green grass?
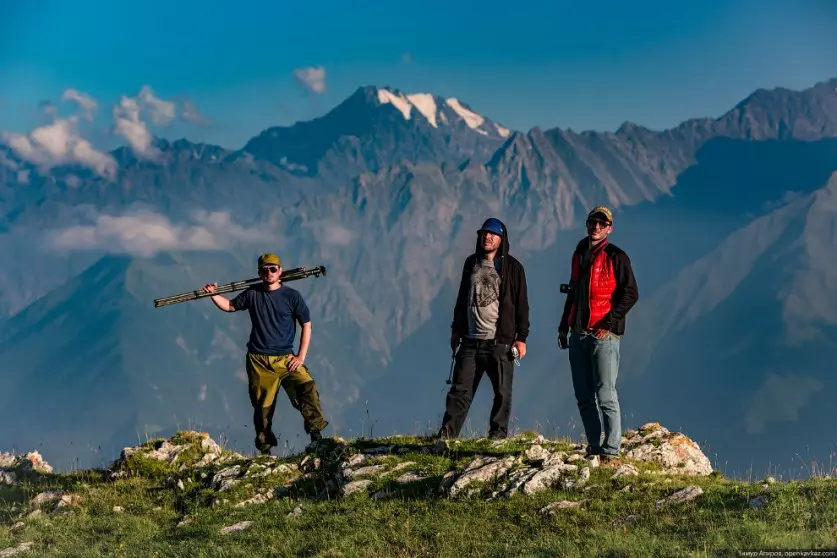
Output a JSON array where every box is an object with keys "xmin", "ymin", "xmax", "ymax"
[{"xmin": 1, "ymin": 431, "xmax": 836, "ymax": 557}]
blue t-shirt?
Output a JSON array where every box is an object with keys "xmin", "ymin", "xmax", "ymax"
[{"xmin": 231, "ymin": 284, "xmax": 311, "ymax": 356}]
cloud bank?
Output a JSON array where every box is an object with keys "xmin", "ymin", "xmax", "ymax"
[
  {"xmin": 2, "ymin": 85, "xmax": 210, "ymax": 176},
  {"xmin": 44, "ymin": 208, "xmax": 269, "ymax": 257},
  {"xmin": 1, "ymin": 115, "xmax": 118, "ymax": 178}
]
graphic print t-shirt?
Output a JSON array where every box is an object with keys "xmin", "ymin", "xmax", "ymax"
[
  {"xmin": 466, "ymin": 258, "xmax": 501, "ymax": 340},
  {"xmin": 231, "ymin": 285, "xmax": 311, "ymax": 356}
]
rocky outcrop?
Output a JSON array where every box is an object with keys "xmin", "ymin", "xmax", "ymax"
[
  {"xmin": 622, "ymin": 422, "xmax": 714, "ymax": 476},
  {"xmin": 5, "ymin": 423, "xmax": 715, "ymax": 520}
]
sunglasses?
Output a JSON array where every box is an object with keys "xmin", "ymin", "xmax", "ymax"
[
  {"xmin": 586, "ymin": 219, "xmax": 611, "ymax": 229},
  {"xmin": 260, "ymin": 266, "xmax": 279, "ymax": 273}
]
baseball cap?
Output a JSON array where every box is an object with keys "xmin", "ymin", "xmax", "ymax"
[
  {"xmin": 478, "ymin": 217, "xmax": 505, "ymax": 237},
  {"xmin": 587, "ymin": 206, "xmax": 613, "ymax": 224},
  {"xmin": 257, "ymin": 253, "xmax": 281, "ymax": 268}
]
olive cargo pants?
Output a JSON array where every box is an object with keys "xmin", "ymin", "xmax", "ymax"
[{"xmin": 245, "ymin": 352, "xmax": 328, "ymax": 450}]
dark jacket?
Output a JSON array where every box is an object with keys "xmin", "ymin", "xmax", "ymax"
[
  {"xmin": 559, "ymin": 237, "xmax": 639, "ymax": 336},
  {"xmin": 451, "ymin": 219, "xmax": 530, "ymax": 344}
]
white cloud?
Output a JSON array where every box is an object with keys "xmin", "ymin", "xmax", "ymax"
[
  {"xmin": 1, "ymin": 116, "xmax": 117, "ymax": 178},
  {"xmin": 293, "ymin": 66, "xmax": 327, "ymax": 94},
  {"xmin": 113, "ymin": 96, "xmax": 158, "ymax": 160},
  {"xmin": 744, "ymin": 372, "xmax": 823, "ymax": 435},
  {"xmin": 43, "ymin": 208, "xmax": 269, "ymax": 257},
  {"xmin": 138, "ymin": 85, "xmax": 175, "ymax": 126},
  {"xmin": 319, "ymin": 223, "xmax": 356, "ymax": 246},
  {"xmin": 61, "ymin": 88, "xmax": 98, "ymax": 121},
  {"xmin": 112, "ymin": 85, "xmax": 179, "ymax": 159},
  {"xmin": 180, "ymin": 99, "xmax": 210, "ymax": 126}
]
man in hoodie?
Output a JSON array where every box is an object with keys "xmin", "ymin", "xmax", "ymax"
[
  {"xmin": 438, "ymin": 217, "xmax": 530, "ymax": 439},
  {"xmin": 557, "ymin": 206, "xmax": 639, "ymax": 465}
]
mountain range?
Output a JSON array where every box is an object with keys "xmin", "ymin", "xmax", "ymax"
[{"xmin": 1, "ymin": 78, "xmax": 836, "ymax": 477}]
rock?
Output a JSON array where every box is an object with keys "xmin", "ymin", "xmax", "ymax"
[
  {"xmin": 540, "ymin": 500, "xmax": 584, "ymax": 515},
  {"xmin": 388, "ymin": 461, "xmax": 416, "ymax": 474},
  {"xmin": 220, "ymin": 521, "xmax": 253, "ymax": 534},
  {"xmin": 396, "ymin": 472, "xmax": 427, "ymax": 484},
  {"xmin": 0, "ymin": 542, "xmax": 34, "ymax": 557},
  {"xmin": 344, "ymin": 464, "xmax": 387, "ymax": 479},
  {"xmin": 212, "ymin": 465, "xmax": 242, "ymax": 491},
  {"xmin": 522, "ymin": 463, "xmax": 578, "ymax": 496},
  {"xmin": 497, "ymin": 467, "xmax": 539, "ymax": 497},
  {"xmin": 0, "ymin": 470, "xmax": 15, "ymax": 484},
  {"xmin": 448, "ymin": 456, "xmax": 517, "ymax": 497},
  {"xmin": 9, "ymin": 522, "xmax": 24, "ymax": 532},
  {"xmin": 611, "ymin": 464, "xmax": 640, "ymax": 479},
  {"xmin": 364, "ymin": 446, "xmax": 394, "ymax": 456},
  {"xmin": 562, "ymin": 467, "xmax": 591, "ymax": 490},
  {"xmin": 343, "ymin": 454, "xmax": 367, "ymax": 468},
  {"xmin": 287, "ymin": 506, "xmax": 303, "ymax": 518},
  {"xmin": 656, "ymin": 485, "xmax": 704, "ymax": 508},
  {"xmin": 31, "ymin": 491, "xmax": 62, "ymax": 506},
  {"xmin": 53, "ymin": 494, "xmax": 82, "ymax": 513},
  {"xmin": 113, "ymin": 506, "xmax": 124, "ymax": 513},
  {"xmin": 8, "ymin": 451, "xmax": 53, "ymax": 474},
  {"xmin": 524, "ymin": 445, "xmax": 550, "ymax": 463},
  {"xmin": 622, "ymin": 423, "xmax": 713, "ymax": 476},
  {"xmin": 0, "ymin": 453, "xmax": 15, "ymax": 468},
  {"xmin": 342, "ymin": 480, "xmax": 372, "ymax": 496},
  {"xmin": 146, "ymin": 441, "xmax": 191, "ymax": 464},
  {"xmin": 234, "ymin": 491, "xmax": 274, "ymax": 507}
]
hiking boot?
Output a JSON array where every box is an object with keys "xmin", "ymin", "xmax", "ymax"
[
  {"xmin": 309, "ymin": 430, "xmax": 322, "ymax": 443},
  {"xmin": 600, "ymin": 454, "xmax": 621, "ymax": 467}
]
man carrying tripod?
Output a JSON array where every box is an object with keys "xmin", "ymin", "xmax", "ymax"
[
  {"xmin": 438, "ymin": 217, "xmax": 530, "ymax": 440},
  {"xmin": 202, "ymin": 253, "xmax": 329, "ymax": 454}
]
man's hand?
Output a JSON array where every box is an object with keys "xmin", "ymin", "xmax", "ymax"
[
  {"xmin": 593, "ymin": 329, "xmax": 609, "ymax": 339},
  {"xmin": 201, "ymin": 283, "xmax": 217, "ymax": 294},
  {"xmin": 557, "ymin": 329, "xmax": 569, "ymax": 350},
  {"xmin": 288, "ymin": 354, "xmax": 305, "ymax": 372},
  {"xmin": 513, "ymin": 340, "xmax": 526, "ymax": 359},
  {"xmin": 450, "ymin": 331, "xmax": 461, "ymax": 355}
]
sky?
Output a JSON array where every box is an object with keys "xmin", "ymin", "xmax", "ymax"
[{"xmin": 0, "ymin": 0, "xmax": 835, "ymax": 150}]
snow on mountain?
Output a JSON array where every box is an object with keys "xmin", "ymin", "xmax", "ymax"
[{"xmin": 375, "ymin": 86, "xmax": 511, "ymax": 138}]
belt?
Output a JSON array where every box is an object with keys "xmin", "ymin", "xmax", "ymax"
[{"xmin": 462, "ymin": 337, "xmax": 507, "ymax": 347}]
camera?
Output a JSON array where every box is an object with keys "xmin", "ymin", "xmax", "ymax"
[{"xmin": 560, "ymin": 283, "xmax": 573, "ymax": 294}]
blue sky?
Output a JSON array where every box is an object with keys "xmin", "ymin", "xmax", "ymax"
[{"xmin": 0, "ymin": 0, "xmax": 835, "ymax": 150}]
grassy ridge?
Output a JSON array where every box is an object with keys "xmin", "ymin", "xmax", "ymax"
[{"xmin": 1, "ymin": 431, "xmax": 836, "ymax": 557}]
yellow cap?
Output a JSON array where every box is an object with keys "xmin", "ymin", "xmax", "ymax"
[
  {"xmin": 588, "ymin": 206, "xmax": 613, "ymax": 223},
  {"xmin": 257, "ymin": 253, "xmax": 281, "ymax": 268}
]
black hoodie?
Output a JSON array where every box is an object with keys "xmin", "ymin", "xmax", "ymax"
[{"xmin": 451, "ymin": 219, "xmax": 530, "ymax": 344}]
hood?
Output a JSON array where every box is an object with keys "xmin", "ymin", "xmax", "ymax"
[{"xmin": 475, "ymin": 218, "xmax": 511, "ymax": 281}]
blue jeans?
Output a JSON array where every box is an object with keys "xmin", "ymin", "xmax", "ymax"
[{"xmin": 568, "ymin": 331, "xmax": 622, "ymax": 456}]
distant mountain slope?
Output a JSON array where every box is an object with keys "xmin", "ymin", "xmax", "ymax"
[{"xmin": 618, "ymin": 172, "xmax": 837, "ymax": 479}]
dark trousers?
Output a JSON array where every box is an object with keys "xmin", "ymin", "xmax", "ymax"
[{"xmin": 439, "ymin": 339, "xmax": 515, "ymax": 439}]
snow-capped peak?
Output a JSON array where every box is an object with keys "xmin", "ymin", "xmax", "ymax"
[{"xmin": 375, "ymin": 87, "xmax": 510, "ymax": 138}]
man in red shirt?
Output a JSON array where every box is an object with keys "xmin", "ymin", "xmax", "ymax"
[{"xmin": 558, "ymin": 206, "xmax": 639, "ymax": 465}]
